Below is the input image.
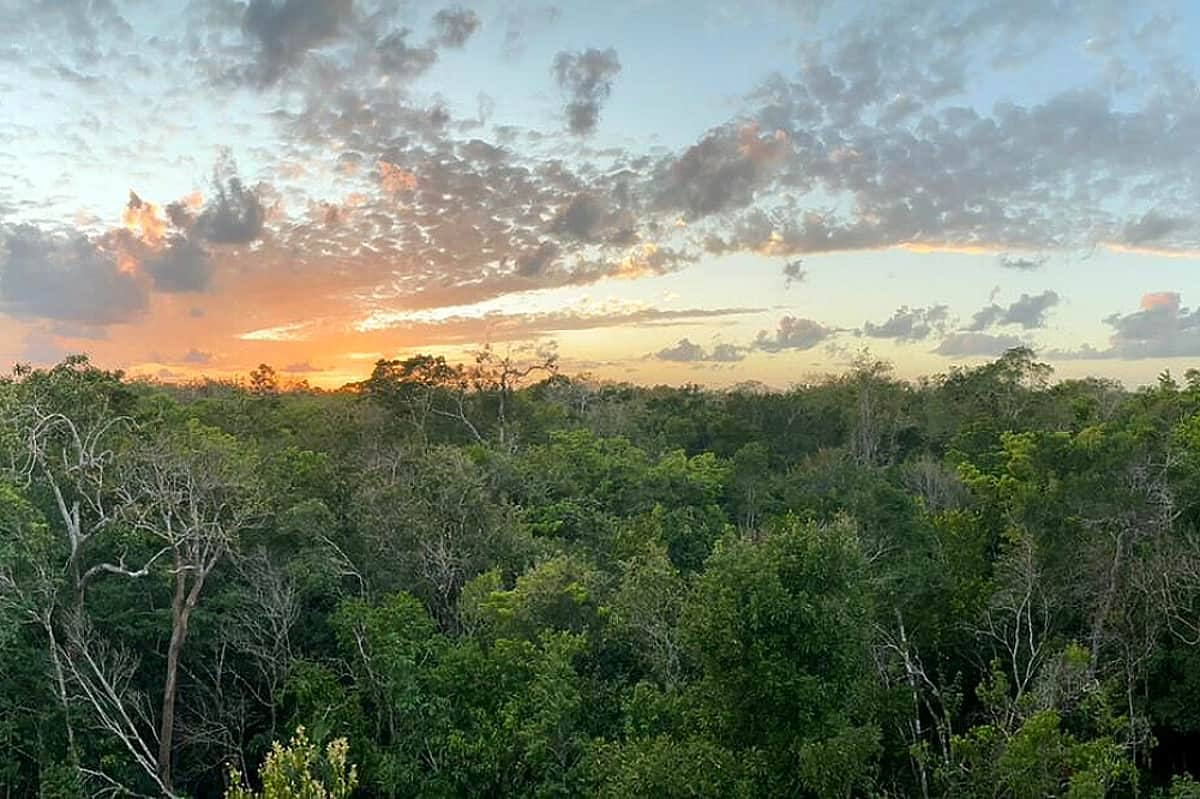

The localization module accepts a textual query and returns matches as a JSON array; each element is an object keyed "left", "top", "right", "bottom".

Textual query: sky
[{"left": 3, "top": 0, "right": 1200, "bottom": 388}]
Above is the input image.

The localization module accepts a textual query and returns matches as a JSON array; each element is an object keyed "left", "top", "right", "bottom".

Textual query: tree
[
  {"left": 116, "top": 420, "right": 267, "bottom": 792},
  {"left": 680, "top": 515, "right": 880, "bottom": 796},
  {"left": 226, "top": 727, "right": 357, "bottom": 799}
]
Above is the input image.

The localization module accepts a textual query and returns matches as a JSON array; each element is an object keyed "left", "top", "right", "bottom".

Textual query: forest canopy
[{"left": 2, "top": 349, "right": 1200, "bottom": 797}]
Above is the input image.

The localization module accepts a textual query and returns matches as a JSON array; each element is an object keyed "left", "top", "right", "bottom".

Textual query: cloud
[
  {"left": 1122, "top": 211, "right": 1189, "bottom": 246},
  {"left": 195, "top": 168, "right": 266, "bottom": 245},
  {"left": 755, "top": 315, "right": 833, "bottom": 352},
  {"left": 549, "top": 192, "right": 635, "bottom": 245},
  {"left": 502, "top": 4, "right": 561, "bottom": 59},
  {"left": 283, "top": 361, "right": 323, "bottom": 372},
  {"left": 552, "top": 48, "right": 621, "bottom": 135},
  {"left": 861, "top": 305, "right": 949, "bottom": 341},
  {"left": 967, "top": 290, "right": 1060, "bottom": 331},
  {"left": 238, "top": 321, "right": 313, "bottom": 341},
  {"left": 656, "top": 125, "right": 791, "bottom": 221},
  {"left": 1061, "top": 292, "right": 1200, "bottom": 359},
  {"left": 377, "top": 29, "right": 438, "bottom": 79},
  {"left": 1001, "top": 290, "right": 1060, "bottom": 329},
  {"left": 354, "top": 304, "right": 764, "bottom": 339},
  {"left": 182, "top": 348, "right": 212, "bottom": 364},
  {"left": 998, "top": 254, "right": 1047, "bottom": 270},
  {"left": 143, "top": 235, "right": 214, "bottom": 293},
  {"left": 0, "top": 224, "right": 147, "bottom": 325},
  {"left": 432, "top": 7, "right": 480, "bottom": 48},
  {"left": 655, "top": 338, "right": 746, "bottom": 363},
  {"left": 783, "top": 259, "right": 805, "bottom": 284},
  {"left": 241, "top": 0, "right": 352, "bottom": 85},
  {"left": 934, "top": 331, "right": 1025, "bottom": 357}
]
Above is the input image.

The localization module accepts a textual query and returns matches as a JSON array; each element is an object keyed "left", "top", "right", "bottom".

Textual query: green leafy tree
[{"left": 226, "top": 727, "right": 357, "bottom": 799}]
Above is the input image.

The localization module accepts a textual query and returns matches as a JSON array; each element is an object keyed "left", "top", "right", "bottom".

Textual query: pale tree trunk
[
  {"left": 44, "top": 615, "right": 77, "bottom": 757},
  {"left": 157, "top": 564, "right": 206, "bottom": 792}
]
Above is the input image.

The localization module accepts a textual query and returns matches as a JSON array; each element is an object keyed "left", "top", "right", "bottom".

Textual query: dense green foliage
[{"left": 2, "top": 349, "right": 1200, "bottom": 796}]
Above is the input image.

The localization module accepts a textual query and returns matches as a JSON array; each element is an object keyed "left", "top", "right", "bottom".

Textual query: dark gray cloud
[
  {"left": 967, "top": 304, "right": 1001, "bottom": 331},
  {"left": 0, "top": 224, "right": 146, "bottom": 325},
  {"left": 196, "top": 173, "right": 266, "bottom": 245},
  {"left": 1001, "top": 290, "right": 1060, "bottom": 329},
  {"left": 377, "top": 29, "right": 438, "bottom": 78},
  {"left": 241, "top": 0, "right": 352, "bottom": 85},
  {"left": 967, "top": 290, "right": 1060, "bottom": 331},
  {"left": 861, "top": 305, "right": 949, "bottom": 341},
  {"left": 144, "top": 235, "right": 214, "bottom": 293},
  {"left": 656, "top": 126, "right": 791, "bottom": 221},
  {"left": 655, "top": 338, "right": 746, "bottom": 363},
  {"left": 755, "top": 315, "right": 833, "bottom": 352},
  {"left": 934, "top": 331, "right": 1025, "bottom": 357},
  {"left": 783, "top": 258, "right": 805, "bottom": 284},
  {"left": 432, "top": 7, "right": 480, "bottom": 48},
  {"left": 1122, "top": 211, "right": 1190, "bottom": 246},
  {"left": 549, "top": 192, "right": 636, "bottom": 245},
  {"left": 552, "top": 47, "right": 621, "bottom": 135},
  {"left": 513, "top": 240, "right": 561, "bottom": 277}
]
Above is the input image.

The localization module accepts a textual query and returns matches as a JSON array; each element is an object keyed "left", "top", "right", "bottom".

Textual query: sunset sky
[{"left": 3, "top": 0, "right": 1200, "bottom": 387}]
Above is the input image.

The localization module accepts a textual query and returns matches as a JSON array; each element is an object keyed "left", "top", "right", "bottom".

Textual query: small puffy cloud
[
  {"left": 377, "top": 29, "right": 438, "bottom": 78},
  {"left": 552, "top": 47, "right": 621, "bottom": 135},
  {"left": 968, "top": 290, "right": 1060, "bottom": 331},
  {"left": 934, "top": 331, "right": 1025, "bottom": 357},
  {"left": 432, "top": 7, "right": 480, "bottom": 48},
  {"left": 182, "top": 348, "right": 212, "bottom": 364},
  {"left": 998, "top": 254, "right": 1047, "bottom": 270},
  {"left": 656, "top": 338, "right": 704, "bottom": 361},
  {"left": 861, "top": 305, "right": 949, "bottom": 341},
  {"left": 283, "top": 361, "right": 323, "bottom": 372},
  {"left": 755, "top": 315, "right": 833, "bottom": 352},
  {"left": 783, "top": 258, "right": 806, "bottom": 284},
  {"left": 655, "top": 338, "right": 746, "bottom": 362},
  {"left": 1002, "top": 290, "right": 1060, "bottom": 329}
]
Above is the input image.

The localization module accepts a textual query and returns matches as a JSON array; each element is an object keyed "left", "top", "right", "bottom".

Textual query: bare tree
[
  {"left": 228, "top": 550, "right": 301, "bottom": 742},
  {"left": 975, "top": 533, "right": 1055, "bottom": 735},
  {"left": 115, "top": 423, "right": 266, "bottom": 793},
  {"left": 467, "top": 344, "right": 559, "bottom": 452},
  {"left": 876, "top": 610, "right": 957, "bottom": 799}
]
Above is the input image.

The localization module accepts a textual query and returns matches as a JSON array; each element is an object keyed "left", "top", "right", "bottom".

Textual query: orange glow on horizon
[{"left": 1104, "top": 242, "right": 1200, "bottom": 260}]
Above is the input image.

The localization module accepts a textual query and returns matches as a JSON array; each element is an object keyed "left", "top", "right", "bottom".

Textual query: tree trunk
[
  {"left": 44, "top": 614, "right": 76, "bottom": 757},
  {"left": 158, "top": 567, "right": 205, "bottom": 792}
]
